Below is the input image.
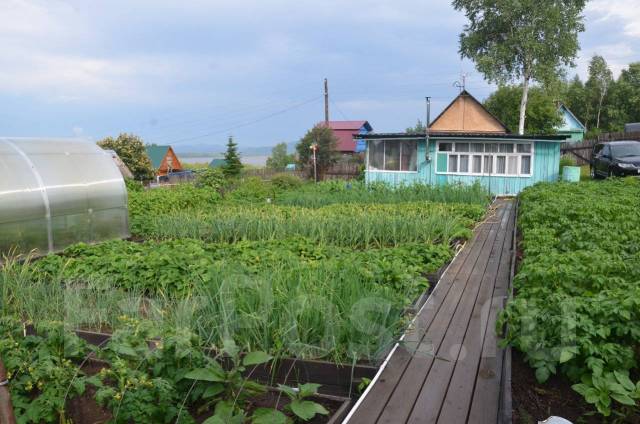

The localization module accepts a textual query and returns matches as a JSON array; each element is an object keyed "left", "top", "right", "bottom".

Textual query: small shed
[
  {"left": 0, "top": 138, "right": 129, "bottom": 256},
  {"left": 358, "top": 90, "right": 565, "bottom": 196},
  {"left": 145, "top": 145, "right": 183, "bottom": 177},
  {"left": 625, "top": 123, "right": 640, "bottom": 134},
  {"left": 556, "top": 104, "right": 586, "bottom": 142},
  {"left": 209, "top": 158, "right": 227, "bottom": 168}
]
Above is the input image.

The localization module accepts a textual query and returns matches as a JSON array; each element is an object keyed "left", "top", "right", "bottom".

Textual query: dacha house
[
  {"left": 357, "top": 90, "right": 565, "bottom": 196},
  {"left": 556, "top": 103, "right": 586, "bottom": 142},
  {"left": 145, "top": 145, "right": 184, "bottom": 178},
  {"left": 317, "top": 120, "right": 373, "bottom": 155}
]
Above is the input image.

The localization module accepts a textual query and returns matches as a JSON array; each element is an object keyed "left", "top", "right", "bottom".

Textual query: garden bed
[
  {"left": 1, "top": 180, "right": 492, "bottom": 423},
  {"left": 503, "top": 180, "right": 640, "bottom": 421},
  {"left": 65, "top": 360, "right": 352, "bottom": 424},
  {"left": 23, "top": 325, "right": 378, "bottom": 399}
]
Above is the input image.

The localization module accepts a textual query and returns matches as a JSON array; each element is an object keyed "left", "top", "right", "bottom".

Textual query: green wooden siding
[
  {"left": 365, "top": 138, "right": 561, "bottom": 195},
  {"left": 558, "top": 130, "right": 584, "bottom": 142}
]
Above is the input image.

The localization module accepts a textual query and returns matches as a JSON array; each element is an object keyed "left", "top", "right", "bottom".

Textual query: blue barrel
[{"left": 562, "top": 166, "right": 581, "bottom": 182}]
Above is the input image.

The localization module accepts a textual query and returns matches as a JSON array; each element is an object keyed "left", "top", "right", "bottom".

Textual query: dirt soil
[{"left": 65, "top": 361, "right": 112, "bottom": 424}]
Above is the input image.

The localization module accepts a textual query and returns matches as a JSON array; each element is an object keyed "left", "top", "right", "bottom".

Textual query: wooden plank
[
  {"left": 346, "top": 239, "right": 479, "bottom": 423},
  {"left": 373, "top": 206, "right": 505, "bottom": 424},
  {"left": 467, "top": 201, "right": 515, "bottom": 423},
  {"left": 347, "top": 204, "right": 502, "bottom": 424},
  {"left": 406, "top": 201, "right": 512, "bottom": 423},
  {"left": 431, "top": 201, "right": 512, "bottom": 423}
]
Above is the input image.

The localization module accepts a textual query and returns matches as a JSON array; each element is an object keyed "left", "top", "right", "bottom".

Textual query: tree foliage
[
  {"left": 555, "top": 61, "right": 640, "bottom": 136},
  {"left": 266, "top": 142, "right": 295, "bottom": 170},
  {"left": 97, "top": 133, "right": 155, "bottom": 181},
  {"left": 586, "top": 55, "right": 614, "bottom": 129},
  {"left": 405, "top": 119, "right": 427, "bottom": 134},
  {"left": 222, "top": 136, "right": 243, "bottom": 178},
  {"left": 453, "top": 0, "right": 586, "bottom": 134},
  {"left": 296, "top": 125, "right": 339, "bottom": 179},
  {"left": 484, "top": 85, "right": 562, "bottom": 135}
]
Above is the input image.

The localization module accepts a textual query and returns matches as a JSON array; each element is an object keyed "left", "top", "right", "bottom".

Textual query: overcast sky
[{"left": 1, "top": 0, "right": 639, "bottom": 151}]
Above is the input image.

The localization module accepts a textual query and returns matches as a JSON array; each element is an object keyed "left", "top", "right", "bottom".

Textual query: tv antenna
[{"left": 453, "top": 73, "right": 467, "bottom": 92}]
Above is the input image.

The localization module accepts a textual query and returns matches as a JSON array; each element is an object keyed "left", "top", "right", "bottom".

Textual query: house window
[
  {"left": 369, "top": 140, "right": 385, "bottom": 170},
  {"left": 496, "top": 156, "right": 506, "bottom": 174},
  {"left": 448, "top": 155, "right": 458, "bottom": 172},
  {"left": 368, "top": 140, "right": 418, "bottom": 172},
  {"left": 437, "top": 141, "right": 534, "bottom": 177},
  {"left": 400, "top": 140, "right": 418, "bottom": 171},
  {"left": 385, "top": 142, "right": 401, "bottom": 171}
]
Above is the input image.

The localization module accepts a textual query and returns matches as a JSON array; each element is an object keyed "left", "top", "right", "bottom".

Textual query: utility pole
[
  {"left": 324, "top": 78, "right": 329, "bottom": 123},
  {"left": 425, "top": 96, "right": 432, "bottom": 174}
]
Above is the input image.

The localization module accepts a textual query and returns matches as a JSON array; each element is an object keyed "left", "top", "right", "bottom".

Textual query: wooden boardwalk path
[{"left": 345, "top": 199, "right": 515, "bottom": 424}]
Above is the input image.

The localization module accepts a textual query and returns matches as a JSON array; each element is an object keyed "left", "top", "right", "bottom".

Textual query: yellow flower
[{"left": 114, "top": 393, "right": 122, "bottom": 401}]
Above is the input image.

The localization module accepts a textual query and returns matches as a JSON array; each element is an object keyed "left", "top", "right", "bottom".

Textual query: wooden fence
[
  {"left": 242, "top": 168, "right": 307, "bottom": 179},
  {"left": 242, "top": 162, "right": 361, "bottom": 181},
  {"left": 561, "top": 131, "right": 640, "bottom": 165}
]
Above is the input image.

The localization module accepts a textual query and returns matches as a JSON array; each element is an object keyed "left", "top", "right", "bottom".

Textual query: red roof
[{"left": 317, "top": 120, "right": 372, "bottom": 152}]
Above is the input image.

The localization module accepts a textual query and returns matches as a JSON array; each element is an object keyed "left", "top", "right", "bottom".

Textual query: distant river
[{"left": 180, "top": 155, "right": 269, "bottom": 167}]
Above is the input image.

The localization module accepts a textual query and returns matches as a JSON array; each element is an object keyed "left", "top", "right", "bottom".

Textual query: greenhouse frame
[{"left": 0, "top": 138, "right": 129, "bottom": 256}]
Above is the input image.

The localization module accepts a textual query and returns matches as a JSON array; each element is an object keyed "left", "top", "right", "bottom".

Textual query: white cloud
[
  {"left": 587, "top": 0, "right": 640, "bottom": 38},
  {"left": 575, "top": 42, "right": 636, "bottom": 78}
]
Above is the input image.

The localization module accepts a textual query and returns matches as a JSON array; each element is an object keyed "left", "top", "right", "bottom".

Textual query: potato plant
[{"left": 500, "top": 179, "right": 640, "bottom": 417}]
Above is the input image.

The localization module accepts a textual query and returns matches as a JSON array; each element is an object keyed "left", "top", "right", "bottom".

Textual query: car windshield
[{"left": 611, "top": 143, "right": 640, "bottom": 158}]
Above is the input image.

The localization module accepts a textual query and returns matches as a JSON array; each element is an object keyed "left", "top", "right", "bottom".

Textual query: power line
[
  {"left": 144, "top": 98, "right": 300, "bottom": 141},
  {"left": 164, "top": 95, "right": 322, "bottom": 145},
  {"left": 330, "top": 98, "right": 349, "bottom": 120}
]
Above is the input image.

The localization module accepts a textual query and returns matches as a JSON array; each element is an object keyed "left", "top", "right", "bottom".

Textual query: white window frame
[
  {"left": 367, "top": 139, "right": 419, "bottom": 173},
  {"left": 435, "top": 140, "right": 534, "bottom": 177}
]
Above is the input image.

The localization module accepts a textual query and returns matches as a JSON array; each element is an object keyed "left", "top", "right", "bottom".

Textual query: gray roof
[{"left": 625, "top": 123, "right": 640, "bottom": 133}]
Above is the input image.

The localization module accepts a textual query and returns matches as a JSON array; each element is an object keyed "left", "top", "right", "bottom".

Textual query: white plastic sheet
[{"left": 0, "top": 138, "right": 129, "bottom": 256}]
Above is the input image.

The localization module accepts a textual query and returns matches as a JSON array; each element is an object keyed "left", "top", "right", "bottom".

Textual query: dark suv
[{"left": 591, "top": 141, "right": 640, "bottom": 178}]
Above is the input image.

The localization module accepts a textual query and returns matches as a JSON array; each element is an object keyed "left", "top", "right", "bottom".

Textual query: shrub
[
  {"left": 97, "top": 133, "right": 155, "bottom": 181},
  {"left": 194, "top": 168, "right": 226, "bottom": 191},
  {"left": 125, "top": 179, "right": 144, "bottom": 192},
  {"left": 270, "top": 173, "right": 303, "bottom": 190},
  {"left": 228, "top": 177, "right": 276, "bottom": 202}
]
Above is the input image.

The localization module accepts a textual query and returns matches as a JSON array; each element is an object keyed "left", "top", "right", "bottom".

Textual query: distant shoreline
[{"left": 181, "top": 154, "right": 268, "bottom": 167}]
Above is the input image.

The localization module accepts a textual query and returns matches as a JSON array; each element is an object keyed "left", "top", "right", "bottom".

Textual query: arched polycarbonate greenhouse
[{"left": 0, "top": 138, "right": 129, "bottom": 256}]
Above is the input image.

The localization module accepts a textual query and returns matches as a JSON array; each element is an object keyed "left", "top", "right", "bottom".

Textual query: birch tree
[
  {"left": 452, "top": 0, "right": 586, "bottom": 134},
  {"left": 586, "top": 55, "right": 613, "bottom": 130}
]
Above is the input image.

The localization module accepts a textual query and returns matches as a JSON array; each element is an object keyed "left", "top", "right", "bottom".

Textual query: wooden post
[
  {"left": 0, "top": 357, "right": 16, "bottom": 424},
  {"left": 324, "top": 78, "right": 329, "bottom": 124}
]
